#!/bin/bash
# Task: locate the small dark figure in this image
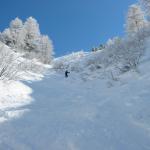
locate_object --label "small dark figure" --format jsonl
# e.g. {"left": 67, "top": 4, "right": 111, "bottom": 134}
{"left": 65, "top": 70, "right": 70, "bottom": 78}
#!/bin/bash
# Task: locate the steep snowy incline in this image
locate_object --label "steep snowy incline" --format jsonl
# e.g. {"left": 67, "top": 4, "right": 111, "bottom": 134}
{"left": 0, "top": 66, "right": 150, "bottom": 149}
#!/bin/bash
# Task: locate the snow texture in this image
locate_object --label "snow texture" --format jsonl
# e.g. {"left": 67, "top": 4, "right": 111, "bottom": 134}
{"left": 0, "top": 52, "right": 150, "bottom": 149}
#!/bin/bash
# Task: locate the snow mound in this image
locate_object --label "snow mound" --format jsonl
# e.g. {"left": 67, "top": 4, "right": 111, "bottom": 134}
{"left": 0, "top": 81, "right": 32, "bottom": 123}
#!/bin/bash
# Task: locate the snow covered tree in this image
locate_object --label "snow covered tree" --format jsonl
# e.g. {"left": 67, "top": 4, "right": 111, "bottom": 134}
{"left": 91, "top": 44, "right": 105, "bottom": 52}
{"left": 140, "top": 0, "right": 150, "bottom": 19}
{"left": 10, "top": 17, "right": 23, "bottom": 29}
{"left": 23, "top": 17, "right": 54, "bottom": 63}
{"left": 0, "top": 17, "right": 54, "bottom": 64}
{"left": 10, "top": 18, "right": 25, "bottom": 49}
{"left": 0, "top": 18, "right": 24, "bottom": 49}
{"left": 0, "top": 29, "right": 12, "bottom": 46}
{"left": 125, "top": 4, "right": 146, "bottom": 37}
{"left": 24, "top": 17, "right": 40, "bottom": 52}
{"left": 37, "top": 35, "right": 53, "bottom": 63}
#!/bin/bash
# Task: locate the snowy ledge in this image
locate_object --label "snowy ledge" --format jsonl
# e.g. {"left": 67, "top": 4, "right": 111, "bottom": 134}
{"left": 0, "top": 64, "right": 47, "bottom": 123}
{"left": 0, "top": 81, "right": 32, "bottom": 123}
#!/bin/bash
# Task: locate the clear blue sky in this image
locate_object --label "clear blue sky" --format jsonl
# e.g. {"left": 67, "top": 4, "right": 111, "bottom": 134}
{"left": 0, "top": 0, "right": 136, "bottom": 56}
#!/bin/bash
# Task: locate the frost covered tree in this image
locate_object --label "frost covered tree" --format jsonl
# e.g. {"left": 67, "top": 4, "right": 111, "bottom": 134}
{"left": 91, "top": 44, "right": 105, "bottom": 52}
{"left": 103, "top": 34, "right": 145, "bottom": 70}
{"left": 10, "top": 17, "right": 25, "bottom": 49}
{"left": 125, "top": 4, "right": 146, "bottom": 37}
{"left": 24, "top": 17, "right": 40, "bottom": 52}
{"left": 23, "top": 17, "right": 53, "bottom": 63}
{"left": 37, "top": 35, "right": 53, "bottom": 63}
{"left": 0, "top": 17, "right": 24, "bottom": 49}
{"left": 140, "top": 0, "right": 150, "bottom": 19}
{"left": 0, "top": 42, "right": 24, "bottom": 80}
{"left": 0, "top": 17, "right": 54, "bottom": 64}
{"left": 124, "top": 4, "right": 148, "bottom": 68}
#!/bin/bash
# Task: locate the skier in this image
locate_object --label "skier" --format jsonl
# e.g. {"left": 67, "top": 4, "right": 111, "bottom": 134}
{"left": 65, "top": 70, "right": 70, "bottom": 78}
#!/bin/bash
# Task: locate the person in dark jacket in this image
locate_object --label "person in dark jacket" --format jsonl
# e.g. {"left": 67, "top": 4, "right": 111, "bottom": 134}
{"left": 65, "top": 70, "right": 70, "bottom": 78}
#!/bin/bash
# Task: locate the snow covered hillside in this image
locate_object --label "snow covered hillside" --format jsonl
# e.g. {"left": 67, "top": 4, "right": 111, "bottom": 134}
{"left": 0, "top": 48, "right": 150, "bottom": 149}
{"left": 0, "top": 41, "right": 46, "bottom": 123}
{"left": 1, "top": 0, "right": 150, "bottom": 149}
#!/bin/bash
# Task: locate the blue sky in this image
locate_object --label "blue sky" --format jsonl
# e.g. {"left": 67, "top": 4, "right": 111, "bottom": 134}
{"left": 0, "top": 0, "right": 136, "bottom": 56}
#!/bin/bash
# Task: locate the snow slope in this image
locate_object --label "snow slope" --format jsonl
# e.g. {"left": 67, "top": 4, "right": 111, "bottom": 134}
{"left": 0, "top": 41, "right": 46, "bottom": 124}
{"left": 0, "top": 54, "right": 150, "bottom": 149}
{"left": 0, "top": 81, "right": 32, "bottom": 123}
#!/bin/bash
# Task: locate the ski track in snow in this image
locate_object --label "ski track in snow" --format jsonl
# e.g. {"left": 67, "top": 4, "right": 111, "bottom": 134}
{"left": 0, "top": 66, "right": 150, "bottom": 150}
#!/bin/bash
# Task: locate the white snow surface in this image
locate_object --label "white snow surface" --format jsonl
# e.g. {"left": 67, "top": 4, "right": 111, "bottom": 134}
{"left": 0, "top": 81, "right": 32, "bottom": 123}
{"left": 1, "top": 52, "right": 150, "bottom": 149}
